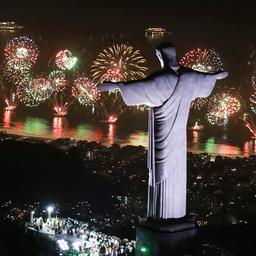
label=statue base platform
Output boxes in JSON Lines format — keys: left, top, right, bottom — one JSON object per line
{"left": 136, "top": 217, "right": 197, "bottom": 256}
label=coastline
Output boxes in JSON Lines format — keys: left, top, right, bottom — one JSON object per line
{"left": 0, "top": 130, "right": 249, "bottom": 159}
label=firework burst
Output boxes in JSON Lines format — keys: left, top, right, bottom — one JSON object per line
{"left": 190, "top": 98, "right": 208, "bottom": 111}
{"left": 207, "top": 92, "right": 241, "bottom": 126}
{"left": 91, "top": 43, "right": 148, "bottom": 83}
{"left": 250, "top": 71, "right": 256, "bottom": 113}
{"left": 180, "top": 48, "right": 224, "bottom": 110}
{"left": 72, "top": 76, "right": 101, "bottom": 106}
{"left": 50, "top": 81, "right": 74, "bottom": 116}
{"left": 4, "top": 36, "right": 39, "bottom": 68}
{"left": 2, "top": 61, "right": 30, "bottom": 85}
{"left": 90, "top": 44, "right": 148, "bottom": 119}
{"left": 55, "top": 49, "right": 78, "bottom": 70}
{"left": 53, "top": 103, "right": 68, "bottom": 117}
{"left": 48, "top": 70, "right": 67, "bottom": 92}
{"left": 180, "top": 48, "right": 223, "bottom": 73}
{"left": 17, "top": 77, "right": 52, "bottom": 107}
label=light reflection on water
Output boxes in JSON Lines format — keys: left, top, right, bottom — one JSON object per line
{"left": 187, "top": 130, "right": 256, "bottom": 157}
{"left": 1, "top": 111, "right": 256, "bottom": 158}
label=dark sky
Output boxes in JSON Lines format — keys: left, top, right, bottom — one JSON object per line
{"left": 1, "top": 1, "right": 255, "bottom": 46}
{"left": 1, "top": 1, "right": 254, "bottom": 37}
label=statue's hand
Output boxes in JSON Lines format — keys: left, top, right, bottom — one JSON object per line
{"left": 97, "top": 83, "right": 119, "bottom": 91}
{"left": 214, "top": 71, "right": 228, "bottom": 80}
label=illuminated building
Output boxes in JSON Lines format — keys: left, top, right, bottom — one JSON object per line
{"left": 145, "top": 27, "right": 171, "bottom": 41}
{"left": 0, "top": 21, "right": 24, "bottom": 32}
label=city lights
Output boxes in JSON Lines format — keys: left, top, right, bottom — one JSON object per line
{"left": 47, "top": 206, "right": 54, "bottom": 218}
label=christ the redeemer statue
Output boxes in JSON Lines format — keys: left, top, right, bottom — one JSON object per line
{"left": 98, "top": 42, "right": 228, "bottom": 219}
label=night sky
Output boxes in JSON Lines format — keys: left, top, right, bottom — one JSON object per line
{"left": 1, "top": 1, "right": 255, "bottom": 42}
{"left": 0, "top": 1, "right": 255, "bottom": 82}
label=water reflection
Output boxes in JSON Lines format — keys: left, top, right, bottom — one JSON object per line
{"left": 192, "top": 130, "right": 199, "bottom": 144}
{"left": 3, "top": 110, "right": 13, "bottom": 128}
{"left": 1, "top": 112, "right": 256, "bottom": 157}
{"left": 243, "top": 141, "right": 250, "bottom": 157}
{"left": 187, "top": 133, "right": 247, "bottom": 157}
{"left": 125, "top": 131, "right": 148, "bottom": 147}
{"left": 243, "top": 140, "right": 256, "bottom": 157}
{"left": 52, "top": 117, "right": 66, "bottom": 138}
{"left": 187, "top": 132, "right": 255, "bottom": 158}
{"left": 76, "top": 124, "right": 90, "bottom": 137}
{"left": 217, "top": 144, "right": 241, "bottom": 157}
{"left": 24, "top": 117, "right": 48, "bottom": 136}
{"left": 204, "top": 137, "right": 217, "bottom": 154}
{"left": 76, "top": 124, "right": 102, "bottom": 142}
{"left": 107, "top": 123, "right": 116, "bottom": 145}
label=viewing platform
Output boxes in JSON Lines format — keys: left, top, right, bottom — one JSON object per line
{"left": 25, "top": 216, "right": 135, "bottom": 255}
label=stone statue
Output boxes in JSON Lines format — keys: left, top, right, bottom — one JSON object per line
{"left": 98, "top": 42, "right": 228, "bottom": 219}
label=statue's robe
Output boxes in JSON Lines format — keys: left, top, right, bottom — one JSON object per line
{"left": 118, "top": 67, "right": 218, "bottom": 219}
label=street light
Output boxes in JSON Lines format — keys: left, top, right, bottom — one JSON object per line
{"left": 47, "top": 206, "right": 54, "bottom": 219}
{"left": 30, "top": 211, "right": 35, "bottom": 223}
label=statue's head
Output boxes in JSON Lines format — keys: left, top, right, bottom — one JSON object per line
{"left": 156, "top": 42, "right": 179, "bottom": 71}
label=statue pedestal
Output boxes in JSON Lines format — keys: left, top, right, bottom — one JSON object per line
{"left": 136, "top": 217, "right": 197, "bottom": 256}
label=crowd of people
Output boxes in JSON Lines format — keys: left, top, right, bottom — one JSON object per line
{"left": 30, "top": 216, "right": 135, "bottom": 255}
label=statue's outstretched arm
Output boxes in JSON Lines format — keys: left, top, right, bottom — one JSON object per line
{"left": 97, "top": 72, "right": 178, "bottom": 107}
{"left": 97, "top": 72, "right": 160, "bottom": 92}
{"left": 194, "top": 69, "right": 228, "bottom": 80}
{"left": 212, "top": 70, "right": 229, "bottom": 80}
{"left": 191, "top": 70, "right": 228, "bottom": 100}
{"left": 97, "top": 75, "right": 161, "bottom": 107}
{"left": 97, "top": 82, "right": 120, "bottom": 92}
